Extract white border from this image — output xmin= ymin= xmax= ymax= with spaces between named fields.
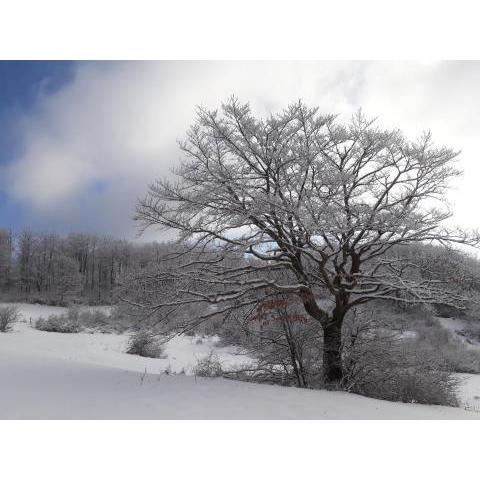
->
xmin=1 ymin=0 xmax=479 ymax=60
xmin=0 ymin=420 xmax=478 ymax=479
xmin=1 ymin=0 xmax=480 ymax=478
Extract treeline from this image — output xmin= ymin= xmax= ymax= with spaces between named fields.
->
xmin=0 ymin=228 xmax=171 ymax=305
xmin=2 ymin=226 xmax=480 ymax=310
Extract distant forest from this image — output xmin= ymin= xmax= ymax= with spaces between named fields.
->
xmin=2 ymin=225 xmax=480 ymax=314
xmin=0 ymin=228 xmax=170 ymax=305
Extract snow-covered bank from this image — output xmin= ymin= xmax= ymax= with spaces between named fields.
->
xmin=1 ymin=347 xmax=478 ymax=419
xmin=1 ymin=303 xmax=246 ymax=374
xmin=0 ymin=303 xmax=479 ymax=419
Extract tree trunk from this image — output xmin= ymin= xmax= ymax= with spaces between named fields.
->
xmin=323 ymin=311 xmax=344 ymax=385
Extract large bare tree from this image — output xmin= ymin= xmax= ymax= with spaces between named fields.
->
xmin=136 ymin=97 xmax=478 ymax=384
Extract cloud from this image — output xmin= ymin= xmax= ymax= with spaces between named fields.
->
xmin=2 ymin=61 xmax=480 ymax=239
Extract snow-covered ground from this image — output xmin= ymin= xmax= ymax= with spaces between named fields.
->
xmin=1 ymin=303 xmax=479 ymax=419
xmin=2 ymin=303 xmax=246 ymax=375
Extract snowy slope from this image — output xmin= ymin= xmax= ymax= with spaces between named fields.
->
xmin=0 ymin=303 xmax=479 ymax=419
xmin=2 ymin=303 xmax=248 ymax=374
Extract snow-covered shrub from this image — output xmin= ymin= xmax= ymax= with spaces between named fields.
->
xmin=221 ymin=362 xmax=299 ymax=386
xmin=78 ymin=309 xmax=110 ymax=331
xmin=35 ymin=314 xmax=82 ymax=333
xmin=441 ymin=342 xmax=480 ymax=374
xmin=0 ymin=305 xmax=19 ymax=332
xmin=109 ymin=304 xmax=161 ymax=333
xmin=34 ymin=307 xmax=85 ymax=333
xmin=214 ymin=296 xmax=324 ymax=388
xmin=34 ymin=307 xmax=131 ymax=334
xmin=107 ymin=307 xmax=138 ymax=333
xmin=344 ymin=343 xmax=459 ymax=406
xmin=126 ymin=332 xmax=167 ymax=359
xmin=341 ymin=312 xmax=459 ymax=406
xmin=70 ymin=307 xmax=117 ymax=333
xmin=410 ymin=316 xmax=480 ymax=374
xmin=193 ymin=353 xmax=223 ymax=377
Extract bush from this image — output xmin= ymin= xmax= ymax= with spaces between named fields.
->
xmin=341 ymin=313 xmax=460 ymax=407
xmin=410 ymin=316 xmax=480 ymax=374
xmin=344 ymin=345 xmax=459 ymax=406
xmin=68 ymin=307 xmax=113 ymax=333
xmin=106 ymin=304 xmax=153 ymax=333
xmin=221 ymin=362 xmax=300 ymax=386
xmin=33 ymin=307 xmax=131 ymax=334
xmin=126 ymin=332 xmax=167 ymax=358
xmin=193 ymin=353 xmax=223 ymax=377
xmin=0 ymin=305 xmax=20 ymax=332
xmin=34 ymin=306 xmax=86 ymax=333
xmin=35 ymin=314 xmax=82 ymax=333
xmin=441 ymin=341 xmax=480 ymax=374
xmin=109 ymin=308 xmax=138 ymax=333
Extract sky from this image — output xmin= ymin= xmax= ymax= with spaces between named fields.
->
xmin=0 ymin=60 xmax=479 ymax=241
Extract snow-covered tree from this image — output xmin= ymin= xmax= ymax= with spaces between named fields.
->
xmin=0 ymin=229 xmax=14 ymax=291
xmin=141 ymin=99 xmax=479 ymax=382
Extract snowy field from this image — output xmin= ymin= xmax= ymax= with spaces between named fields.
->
xmin=1 ymin=303 xmax=479 ymax=419
xmin=1 ymin=303 xmax=246 ymax=375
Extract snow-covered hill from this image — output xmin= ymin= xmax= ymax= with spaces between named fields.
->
xmin=2 ymin=304 xmax=246 ymax=375
xmin=0 ymin=303 xmax=479 ymax=419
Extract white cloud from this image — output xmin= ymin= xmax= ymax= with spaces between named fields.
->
xmin=2 ymin=61 xmax=480 ymax=239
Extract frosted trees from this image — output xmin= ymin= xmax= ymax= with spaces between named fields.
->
xmin=138 ymin=98 xmax=476 ymax=383
xmin=0 ymin=305 xmax=19 ymax=332
xmin=2 ymin=228 xmax=179 ymax=305
xmin=0 ymin=229 xmax=14 ymax=292
xmin=18 ymin=229 xmax=36 ymax=297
